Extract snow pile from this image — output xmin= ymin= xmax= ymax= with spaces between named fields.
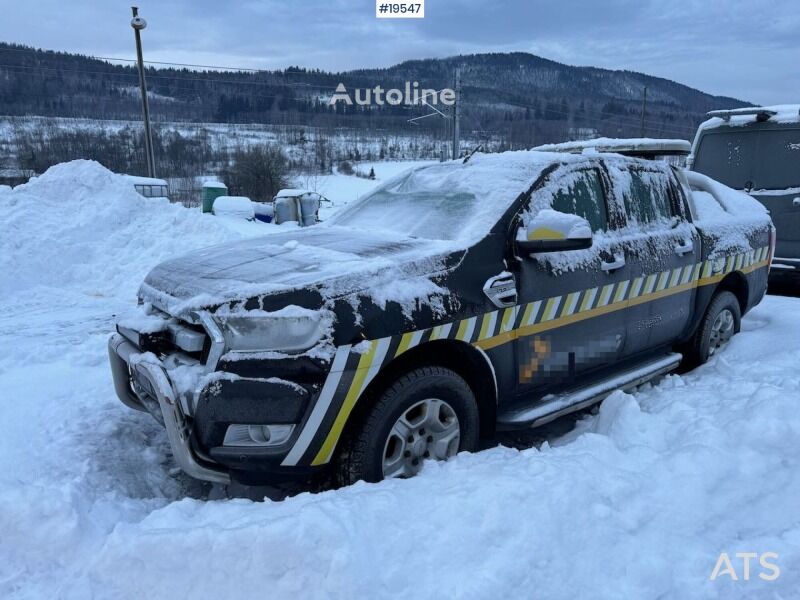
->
xmin=0 ymin=160 xmax=256 ymax=299
xmin=2 ymin=297 xmax=799 ymax=598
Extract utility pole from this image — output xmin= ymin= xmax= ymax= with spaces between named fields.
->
xmin=131 ymin=6 xmax=156 ymax=178
xmin=452 ymin=67 xmax=461 ymax=160
xmin=640 ymin=86 xmax=648 ymax=138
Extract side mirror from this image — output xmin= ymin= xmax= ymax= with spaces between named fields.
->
xmin=516 ymin=209 xmax=593 ymax=253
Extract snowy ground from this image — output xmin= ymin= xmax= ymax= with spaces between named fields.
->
xmin=1 ymin=161 xmax=799 ymax=599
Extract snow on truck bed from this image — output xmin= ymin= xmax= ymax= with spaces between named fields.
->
xmin=1 ymin=160 xmax=799 ymax=599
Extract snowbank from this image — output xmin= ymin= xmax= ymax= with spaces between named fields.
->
xmin=0 ymin=160 xmax=255 ymax=299
xmin=2 ymin=296 xmax=799 ymax=599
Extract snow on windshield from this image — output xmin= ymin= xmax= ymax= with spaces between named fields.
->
xmin=328 ymin=151 xmax=581 ymax=244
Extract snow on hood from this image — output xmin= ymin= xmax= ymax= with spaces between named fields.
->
xmin=140 ymin=226 xmax=456 ymax=314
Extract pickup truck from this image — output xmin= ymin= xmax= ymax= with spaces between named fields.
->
xmin=108 ymin=149 xmax=774 ymax=486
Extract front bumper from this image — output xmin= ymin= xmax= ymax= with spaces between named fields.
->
xmin=108 ymin=333 xmax=231 ymax=483
xmin=108 ymin=333 xmax=324 ymax=484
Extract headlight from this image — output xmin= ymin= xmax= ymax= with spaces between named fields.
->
xmin=213 ymin=306 xmax=328 ymax=353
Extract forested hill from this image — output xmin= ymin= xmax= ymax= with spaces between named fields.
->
xmin=0 ymin=42 xmax=749 ymax=144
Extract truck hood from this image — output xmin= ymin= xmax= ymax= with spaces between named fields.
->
xmin=139 ymin=225 xmax=456 ymax=315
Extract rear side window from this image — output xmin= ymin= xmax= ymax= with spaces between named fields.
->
xmin=550 ymin=169 xmax=608 ymax=232
xmin=623 ymin=169 xmax=674 ymax=226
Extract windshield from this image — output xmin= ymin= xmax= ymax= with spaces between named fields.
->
xmin=694 ymin=127 xmax=800 ymax=190
xmin=328 ymin=169 xmax=486 ymax=241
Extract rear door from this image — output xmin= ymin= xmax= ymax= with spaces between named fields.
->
xmin=750 ymin=128 xmax=800 ymax=260
xmin=613 ymin=163 xmax=699 ymax=357
xmin=513 ymin=164 xmax=630 ymax=397
xmin=693 ymin=125 xmax=800 ymax=261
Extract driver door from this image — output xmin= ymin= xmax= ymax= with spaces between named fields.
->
xmin=513 ymin=166 xmax=630 ymax=398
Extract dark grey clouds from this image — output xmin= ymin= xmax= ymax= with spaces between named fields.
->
xmin=0 ymin=0 xmax=796 ymax=104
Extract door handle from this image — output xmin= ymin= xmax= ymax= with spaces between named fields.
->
xmin=601 ymin=255 xmax=626 ymax=272
xmin=793 ymin=197 xmax=800 ymax=207
xmin=483 ymin=273 xmax=517 ymax=308
xmin=674 ymin=240 xmax=694 ymax=256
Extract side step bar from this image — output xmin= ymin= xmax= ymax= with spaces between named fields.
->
xmin=497 ymin=353 xmax=682 ymax=429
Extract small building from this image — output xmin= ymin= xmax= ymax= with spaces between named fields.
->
xmin=123 ymin=175 xmax=170 ymax=199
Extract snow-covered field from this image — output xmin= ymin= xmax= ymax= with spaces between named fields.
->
xmin=1 ymin=161 xmax=798 ymax=599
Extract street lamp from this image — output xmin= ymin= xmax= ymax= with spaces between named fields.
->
xmin=131 ymin=6 xmax=156 ymax=178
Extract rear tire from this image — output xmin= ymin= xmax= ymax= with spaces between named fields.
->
xmin=684 ymin=290 xmax=741 ymax=367
xmin=335 ymin=366 xmax=480 ymax=486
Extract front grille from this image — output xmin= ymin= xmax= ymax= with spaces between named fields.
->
xmin=120 ymin=307 xmax=209 ymax=363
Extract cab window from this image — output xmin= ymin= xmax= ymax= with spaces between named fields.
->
xmin=623 ymin=169 xmax=674 ymax=226
xmin=550 ymin=169 xmax=608 ymax=232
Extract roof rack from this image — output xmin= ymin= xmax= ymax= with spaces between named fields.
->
xmin=532 ymin=138 xmax=691 ymax=159
xmin=707 ymin=108 xmax=778 ymax=122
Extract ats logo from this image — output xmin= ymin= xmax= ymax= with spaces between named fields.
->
xmin=710 ymin=552 xmax=780 ymax=582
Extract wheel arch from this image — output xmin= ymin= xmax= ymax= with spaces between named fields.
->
xmin=342 ymin=339 xmax=498 ymax=444
xmin=717 ymin=270 xmax=749 ymax=318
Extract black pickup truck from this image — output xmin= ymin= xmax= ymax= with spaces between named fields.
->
xmin=109 ymin=149 xmax=774 ymax=486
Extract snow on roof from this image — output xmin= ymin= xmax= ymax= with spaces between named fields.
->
xmin=275 ymin=188 xmax=316 ymax=198
xmin=201 ymin=180 xmax=227 ymax=189
xmin=532 ymin=138 xmax=691 ymax=156
xmin=122 ymin=175 xmax=168 ymax=187
xmin=698 ymin=104 xmax=800 ymax=132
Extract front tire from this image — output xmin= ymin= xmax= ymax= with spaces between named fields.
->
xmin=335 ymin=366 xmax=480 ymax=486
xmin=684 ymin=290 xmax=741 ymax=366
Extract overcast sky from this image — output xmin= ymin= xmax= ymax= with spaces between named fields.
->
xmin=0 ymin=0 xmax=797 ymax=105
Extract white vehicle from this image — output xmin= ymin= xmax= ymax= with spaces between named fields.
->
xmin=211 ymin=195 xmax=255 ymax=220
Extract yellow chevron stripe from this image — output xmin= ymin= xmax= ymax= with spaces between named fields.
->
xmin=668 ymin=268 xmax=681 ymax=288
xmin=543 ymin=296 xmax=562 ymax=320
xmin=500 ymin=306 xmax=517 ymax=332
xmin=475 ymin=256 xmax=770 ymax=352
xmin=478 ymin=311 xmax=496 ymax=340
xmin=312 ymin=341 xmax=377 ymax=465
xmin=598 ymin=284 xmax=614 ymax=307
xmin=580 ymin=287 xmax=598 ymax=311
xmin=395 ymin=331 xmax=416 ymax=357
xmin=561 ymin=292 xmax=581 ymax=317
xmin=455 ymin=318 xmax=470 ymax=341
xmin=613 ymin=280 xmax=629 ymax=304
xmin=520 ymin=303 xmax=535 ymax=328
xmin=629 ymin=277 xmax=643 ymax=299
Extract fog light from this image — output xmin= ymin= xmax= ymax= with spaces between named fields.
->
xmin=223 ymin=424 xmax=295 ymax=447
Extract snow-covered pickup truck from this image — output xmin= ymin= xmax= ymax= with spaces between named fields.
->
xmin=108 ymin=150 xmax=774 ymax=486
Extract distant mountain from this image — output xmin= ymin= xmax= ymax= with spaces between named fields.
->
xmin=0 ymin=43 xmax=749 ymax=146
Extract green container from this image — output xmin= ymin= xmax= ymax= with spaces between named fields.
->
xmin=202 ymin=181 xmax=228 ymax=213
